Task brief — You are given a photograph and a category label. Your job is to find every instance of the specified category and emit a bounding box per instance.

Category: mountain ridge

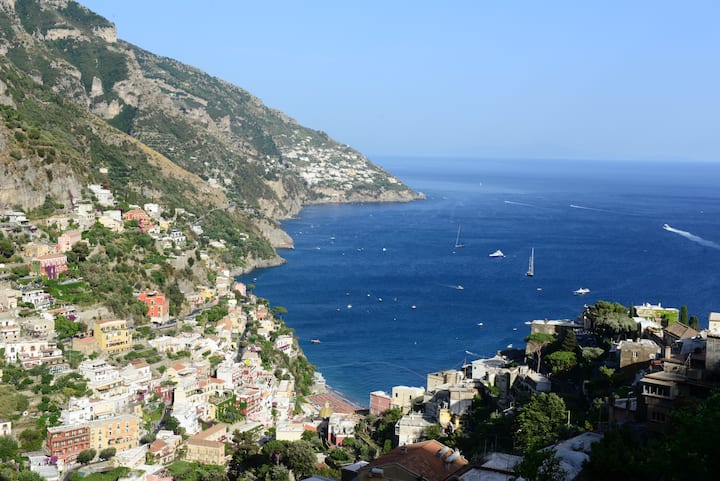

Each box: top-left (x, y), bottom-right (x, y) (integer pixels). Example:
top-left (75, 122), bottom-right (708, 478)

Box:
top-left (0, 0), bottom-right (419, 265)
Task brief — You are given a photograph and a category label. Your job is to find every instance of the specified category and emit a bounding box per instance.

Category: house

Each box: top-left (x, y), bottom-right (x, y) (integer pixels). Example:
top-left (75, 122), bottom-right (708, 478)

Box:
top-left (22, 289), bottom-right (52, 308)
top-left (149, 439), bottom-right (176, 465)
top-left (98, 214), bottom-right (124, 233)
top-left (663, 322), bottom-right (699, 346)
top-left (327, 412), bottom-right (359, 446)
top-left (185, 423), bottom-right (228, 465)
top-left (391, 386), bottom-right (425, 414)
top-left (31, 253), bottom-right (68, 279)
top-left (72, 336), bottom-right (98, 355)
top-left (635, 303), bottom-right (679, 325)
top-left (88, 414), bottom-right (140, 452)
top-left (356, 440), bottom-right (468, 481)
top-left (56, 230), bottom-right (82, 253)
top-left (123, 209), bottom-right (154, 233)
top-left (47, 424), bottom-right (91, 463)
top-left (94, 319), bottom-right (132, 354)
top-left (0, 286), bottom-right (21, 311)
top-left (395, 413), bottom-right (433, 446)
top-left (369, 391), bottom-right (392, 416)
top-left (138, 290), bottom-right (170, 324)
top-left (611, 339), bottom-right (661, 368)
top-left (88, 184), bottom-right (115, 207)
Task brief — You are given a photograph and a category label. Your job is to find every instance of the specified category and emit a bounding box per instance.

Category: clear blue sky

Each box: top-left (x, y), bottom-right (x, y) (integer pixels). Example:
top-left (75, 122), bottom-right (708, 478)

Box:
top-left (79, 1), bottom-right (720, 162)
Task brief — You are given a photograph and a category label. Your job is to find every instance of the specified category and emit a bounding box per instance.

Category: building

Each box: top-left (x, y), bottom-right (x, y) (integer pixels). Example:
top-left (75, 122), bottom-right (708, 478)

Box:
top-left (56, 230), bottom-right (82, 253)
top-left (663, 322), bottom-right (699, 346)
top-left (94, 319), bottom-right (132, 354)
top-left (426, 370), bottom-right (464, 391)
top-left (390, 386), bottom-right (425, 414)
top-left (635, 303), bottom-right (679, 325)
top-left (611, 339), bottom-right (661, 369)
top-left (185, 423), bottom-right (228, 465)
top-left (709, 312), bottom-right (720, 333)
top-left (395, 413), bottom-right (434, 446)
top-left (88, 414), bottom-right (140, 452)
top-left (369, 391), bottom-right (392, 416)
top-left (31, 253), bottom-right (68, 280)
top-left (123, 209), bottom-right (154, 233)
top-left (356, 440), bottom-right (468, 481)
top-left (138, 290), bottom-right (170, 324)
top-left (47, 425), bottom-right (91, 463)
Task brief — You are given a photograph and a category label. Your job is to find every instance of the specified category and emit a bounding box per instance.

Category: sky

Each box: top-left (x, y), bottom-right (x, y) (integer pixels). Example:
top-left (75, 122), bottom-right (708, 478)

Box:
top-left (78, 1), bottom-right (720, 162)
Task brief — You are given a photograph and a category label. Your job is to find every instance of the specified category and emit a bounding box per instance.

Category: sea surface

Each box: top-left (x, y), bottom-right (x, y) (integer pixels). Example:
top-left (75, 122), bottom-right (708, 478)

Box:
top-left (238, 157), bottom-right (720, 405)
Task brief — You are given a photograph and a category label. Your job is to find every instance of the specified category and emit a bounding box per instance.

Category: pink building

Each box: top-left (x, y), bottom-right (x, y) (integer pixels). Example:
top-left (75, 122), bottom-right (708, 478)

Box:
top-left (369, 390), bottom-right (392, 416)
top-left (32, 253), bottom-right (68, 280)
top-left (56, 230), bottom-right (82, 253)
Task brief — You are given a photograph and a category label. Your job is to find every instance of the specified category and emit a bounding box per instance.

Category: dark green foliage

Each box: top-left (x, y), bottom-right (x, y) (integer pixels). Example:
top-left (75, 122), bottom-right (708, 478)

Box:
top-left (0, 436), bottom-right (18, 461)
top-left (47, 38), bottom-right (128, 95)
top-left (689, 315), bottom-right (700, 330)
top-left (584, 301), bottom-right (636, 340)
top-left (515, 449), bottom-right (567, 481)
top-left (54, 315), bottom-right (83, 339)
top-left (514, 393), bottom-right (568, 451)
top-left (107, 105), bottom-right (138, 134)
top-left (680, 305), bottom-right (688, 324)
top-left (284, 440), bottom-right (317, 479)
top-left (99, 448), bottom-right (116, 461)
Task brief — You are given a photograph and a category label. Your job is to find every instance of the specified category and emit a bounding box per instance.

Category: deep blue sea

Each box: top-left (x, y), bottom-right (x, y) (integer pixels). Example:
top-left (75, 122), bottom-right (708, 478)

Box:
top-left (239, 157), bottom-right (720, 405)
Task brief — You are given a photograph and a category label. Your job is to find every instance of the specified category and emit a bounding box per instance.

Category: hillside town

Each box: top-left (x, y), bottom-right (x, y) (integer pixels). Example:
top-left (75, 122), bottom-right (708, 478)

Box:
top-left (1, 184), bottom-right (719, 481)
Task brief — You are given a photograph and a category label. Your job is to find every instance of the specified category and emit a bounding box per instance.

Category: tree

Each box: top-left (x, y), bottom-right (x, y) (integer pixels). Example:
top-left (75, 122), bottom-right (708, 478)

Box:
top-left (680, 305), bottom-right (689, 325)
top-left (560, 330), bottom-right (578, 353)
top-left (525, 333), bottom-right (555, 372)
top-left (262, 440), bottom-right (287, 466)
top-left (515, 448), bottom-right (567, 481)
top-left (0, 436), bottom-right (18, 461)
top-left (689, 315), bottom-right (700, 330)
top-left (99, 448), bottom-right (116, 460)
top-left (0, 238), bottom-right (14, 260)
top-left (514, 393), bottom-right (568, 451)
top-left (585, 301), bottom-right (636, 340)
top-left (284, 440), bottom-right (317, 479)
top-left (77, 448), bottom-right (96, 464)
top-left (54, 315), bottom-right (82, 340)
top-left (545, 350), bottom-right (577, 375)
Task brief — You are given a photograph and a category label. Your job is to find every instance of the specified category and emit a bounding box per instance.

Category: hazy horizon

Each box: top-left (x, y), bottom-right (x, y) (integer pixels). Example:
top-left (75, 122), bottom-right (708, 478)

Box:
top-left (80, 1), bottom-right (720, 163)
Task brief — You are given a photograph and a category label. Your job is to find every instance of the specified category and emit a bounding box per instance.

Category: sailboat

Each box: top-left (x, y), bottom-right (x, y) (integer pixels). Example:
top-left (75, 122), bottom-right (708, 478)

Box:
top-left (454, 225), bottom-right (465, 248)
top-left (526, 248), bottom-right (534, 277)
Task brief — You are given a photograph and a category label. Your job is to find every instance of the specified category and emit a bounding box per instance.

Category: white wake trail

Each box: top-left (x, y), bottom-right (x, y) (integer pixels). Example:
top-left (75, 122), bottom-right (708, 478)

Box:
top-left (504, 200), bottom-right (536, 208)
top-left (663, 224), bottom-right (720, 250)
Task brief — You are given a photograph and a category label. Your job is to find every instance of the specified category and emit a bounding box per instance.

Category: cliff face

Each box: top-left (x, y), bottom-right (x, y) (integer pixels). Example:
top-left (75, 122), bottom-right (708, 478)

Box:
top-left (0, 0), bottom-right (419, 257)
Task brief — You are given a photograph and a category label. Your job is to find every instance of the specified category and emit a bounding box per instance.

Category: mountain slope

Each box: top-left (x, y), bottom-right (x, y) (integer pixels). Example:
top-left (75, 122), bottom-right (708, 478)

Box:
top-left (0, 0), bottom-right (418, 264)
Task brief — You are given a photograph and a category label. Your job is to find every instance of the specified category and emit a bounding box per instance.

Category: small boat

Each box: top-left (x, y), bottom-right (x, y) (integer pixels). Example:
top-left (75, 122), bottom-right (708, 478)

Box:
top-left (526, 248), bottom-right (534, 277)
top-left (477, 322), bottom-right (484, 326)
top-left (506, 343), bottom-right (513, 349)
top-left (411, 305), bottom-right (417, 310)
top-left (489, 250), bottom-right (505, 258)
top-left (524, 321), bottom-right (533, 325)
top-left (573, 288), bottom-right (590, 296)
top-left (456, 285), bottom-right (464, 290)
top-left (347, 304), bottom-right (353, 309)
top-left (455, 225), bottom-right (465, 248)
top-left (310, 339), bottom-right (321, 344)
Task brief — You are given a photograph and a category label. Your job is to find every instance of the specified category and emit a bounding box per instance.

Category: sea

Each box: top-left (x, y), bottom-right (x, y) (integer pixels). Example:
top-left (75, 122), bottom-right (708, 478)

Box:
top-left (238, 157), bottom-right (720, 405)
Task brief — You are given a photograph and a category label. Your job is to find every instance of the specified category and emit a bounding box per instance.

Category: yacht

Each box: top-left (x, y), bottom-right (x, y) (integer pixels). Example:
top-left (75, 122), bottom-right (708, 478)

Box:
top-left (489, 249), bottom-right (505, 258)
top-left (573, 288), bottom-right (590, 296)
top-left (310, 339), bottom-right (321, 344)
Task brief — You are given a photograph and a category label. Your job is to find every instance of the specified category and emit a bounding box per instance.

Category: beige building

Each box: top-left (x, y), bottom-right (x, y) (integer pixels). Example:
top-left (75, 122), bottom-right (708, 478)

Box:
top-left (186, 423), bottom-right (228, 465)
top-left (391, 386), bottom-right (426, 414)
top-left (89, 414), bottom-right (140, 452)
top-left (94, 319), bottom-right (132, 354)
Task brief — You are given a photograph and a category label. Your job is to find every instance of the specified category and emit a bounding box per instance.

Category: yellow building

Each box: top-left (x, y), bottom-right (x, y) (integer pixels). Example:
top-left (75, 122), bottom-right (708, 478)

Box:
top-left (94, 319), bottom-right (132, 354)
top-left (186, 423), bottom-right (228, 465)
top-left (89, 414), bottom-right (140, 452)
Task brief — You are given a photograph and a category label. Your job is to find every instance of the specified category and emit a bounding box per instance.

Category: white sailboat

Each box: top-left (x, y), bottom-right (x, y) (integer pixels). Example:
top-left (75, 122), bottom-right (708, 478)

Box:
top-left (489, 249), bottom-right (505, 258)
top-left (526, 248), bottom-right (534, 277)
top-left (454, 225), bottom-right (465, 248)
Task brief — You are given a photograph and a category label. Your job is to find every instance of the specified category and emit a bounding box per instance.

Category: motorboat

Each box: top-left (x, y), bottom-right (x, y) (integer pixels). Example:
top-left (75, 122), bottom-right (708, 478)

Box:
top-left (573, 288), bottom-right (590, 295)
top-left (489, 249), bottom-right (505, 258)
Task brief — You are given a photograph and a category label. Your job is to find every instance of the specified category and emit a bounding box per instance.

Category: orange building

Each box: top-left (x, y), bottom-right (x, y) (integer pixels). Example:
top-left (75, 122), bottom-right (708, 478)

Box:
top-left (122, 209), bottom-right (154, 233)
top-left (138, 290), bottom-right (170, 323)
top-left (47, 425), bottom-right (91, 463)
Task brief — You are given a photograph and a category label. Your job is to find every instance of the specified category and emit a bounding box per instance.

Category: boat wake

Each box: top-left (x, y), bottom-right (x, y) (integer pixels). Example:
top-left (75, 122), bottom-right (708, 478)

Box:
top-left (504, 200), bottom-right (537, 208)
top-left (569, 204), bottom-right (617, 214)
top-left (663, 224), bottom-right (720, 250)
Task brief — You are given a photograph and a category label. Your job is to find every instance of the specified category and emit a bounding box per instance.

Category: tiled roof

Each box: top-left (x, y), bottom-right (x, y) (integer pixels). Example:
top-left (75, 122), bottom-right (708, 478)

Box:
top-left (665, 322), bottom-right (698, 339)
top-left (362, 440), bottom-right (468, 481)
